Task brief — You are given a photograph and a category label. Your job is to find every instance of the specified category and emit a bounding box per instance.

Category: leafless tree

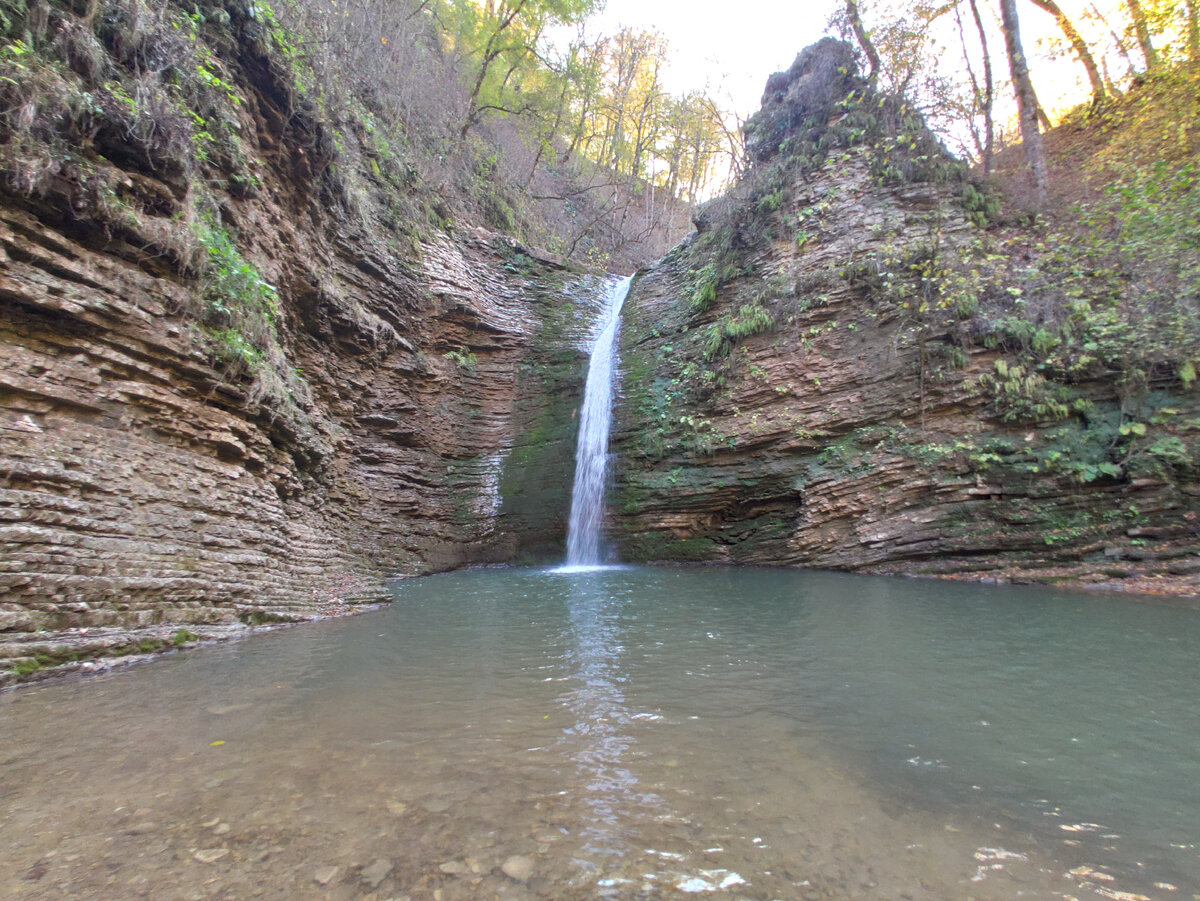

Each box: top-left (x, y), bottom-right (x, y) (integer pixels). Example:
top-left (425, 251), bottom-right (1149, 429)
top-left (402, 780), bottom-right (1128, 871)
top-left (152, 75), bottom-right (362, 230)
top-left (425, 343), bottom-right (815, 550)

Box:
top-left (1025, 0), bottom-right (1106, 104)
top-left (999, 0), bottom-right (1049, 208)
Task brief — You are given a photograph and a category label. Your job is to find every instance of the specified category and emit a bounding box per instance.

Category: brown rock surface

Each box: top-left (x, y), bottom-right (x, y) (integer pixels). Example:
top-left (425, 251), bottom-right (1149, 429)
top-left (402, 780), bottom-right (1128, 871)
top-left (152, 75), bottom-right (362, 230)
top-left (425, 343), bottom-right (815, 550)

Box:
top-left (611, 50), bottom-right (1200, 595)
top-left (0, 0), bottom-right (600, 678)
top-left (0, 204), bottom-right (594, 654)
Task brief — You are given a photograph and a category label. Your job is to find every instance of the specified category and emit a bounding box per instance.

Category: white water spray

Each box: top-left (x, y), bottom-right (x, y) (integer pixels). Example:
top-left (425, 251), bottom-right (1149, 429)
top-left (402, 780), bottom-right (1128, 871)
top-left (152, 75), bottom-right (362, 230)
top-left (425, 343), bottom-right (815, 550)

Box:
top-left (563, 275), bottom-right (632, 568)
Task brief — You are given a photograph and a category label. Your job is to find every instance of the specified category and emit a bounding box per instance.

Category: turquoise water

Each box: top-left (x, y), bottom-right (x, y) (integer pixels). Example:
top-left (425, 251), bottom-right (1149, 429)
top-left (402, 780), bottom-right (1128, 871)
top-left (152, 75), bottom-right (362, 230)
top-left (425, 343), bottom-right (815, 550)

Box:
top-left (1, 567), bottom-right (1197, 899)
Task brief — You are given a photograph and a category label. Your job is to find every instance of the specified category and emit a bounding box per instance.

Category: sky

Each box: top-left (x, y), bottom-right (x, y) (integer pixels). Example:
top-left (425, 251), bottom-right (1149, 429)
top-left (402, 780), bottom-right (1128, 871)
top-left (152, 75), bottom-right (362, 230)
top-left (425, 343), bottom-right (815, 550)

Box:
top-left (578, 0), bottom-right (843, 118)
top-left (570, 0), bottom-right (1101, 128)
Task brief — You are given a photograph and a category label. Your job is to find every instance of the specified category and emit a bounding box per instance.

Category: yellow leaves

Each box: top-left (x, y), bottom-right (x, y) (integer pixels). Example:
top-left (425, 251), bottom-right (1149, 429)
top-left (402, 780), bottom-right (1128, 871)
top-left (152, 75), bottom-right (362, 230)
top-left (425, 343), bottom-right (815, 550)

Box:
top-left (1180, 359), bottom-right (1196, 388)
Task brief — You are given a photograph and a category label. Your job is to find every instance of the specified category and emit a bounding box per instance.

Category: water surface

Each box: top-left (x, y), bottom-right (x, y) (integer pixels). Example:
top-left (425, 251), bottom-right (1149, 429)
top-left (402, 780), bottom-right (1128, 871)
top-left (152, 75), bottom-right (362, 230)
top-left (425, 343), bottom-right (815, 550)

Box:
top-left (1, 567), bottom-right (1197, 900)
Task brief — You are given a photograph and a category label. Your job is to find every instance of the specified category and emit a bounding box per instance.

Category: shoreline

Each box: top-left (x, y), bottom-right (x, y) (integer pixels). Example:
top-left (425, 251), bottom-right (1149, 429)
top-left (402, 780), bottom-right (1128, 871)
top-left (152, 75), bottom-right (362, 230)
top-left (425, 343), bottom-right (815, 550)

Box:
top-left (5, 560), bottom-right (1198, 689)
top-left (0, 600), bottom-right (387, 692)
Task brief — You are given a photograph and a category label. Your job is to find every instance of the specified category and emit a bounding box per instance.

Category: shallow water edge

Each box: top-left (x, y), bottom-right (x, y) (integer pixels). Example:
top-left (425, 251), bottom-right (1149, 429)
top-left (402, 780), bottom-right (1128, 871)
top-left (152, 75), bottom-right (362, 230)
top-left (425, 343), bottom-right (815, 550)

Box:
top-left (3, 564), bottom-right (1196, 900)
top-left (4, 561), bottom-right (1198, 690)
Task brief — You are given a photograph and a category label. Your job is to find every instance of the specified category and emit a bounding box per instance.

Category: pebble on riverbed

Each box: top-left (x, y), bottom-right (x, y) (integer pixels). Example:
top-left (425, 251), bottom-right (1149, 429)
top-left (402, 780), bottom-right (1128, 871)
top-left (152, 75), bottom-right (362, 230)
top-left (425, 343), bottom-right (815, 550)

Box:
top-left (313, 865), bottom-right (338, 886)
top-left (501, 855), bottom-right (535, 881)
top-left (361, 858), bottom-right (394, 889)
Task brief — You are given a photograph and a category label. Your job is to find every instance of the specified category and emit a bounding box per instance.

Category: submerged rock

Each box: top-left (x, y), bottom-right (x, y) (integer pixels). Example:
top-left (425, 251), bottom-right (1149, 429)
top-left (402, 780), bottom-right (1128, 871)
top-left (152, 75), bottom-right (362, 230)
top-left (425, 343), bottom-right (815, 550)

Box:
top-left (501, 855), bottom-right (535, 882)
top-left (361, 858), bottom-right (394, 888)
top-left (313, 865), bottom-right (339, 885)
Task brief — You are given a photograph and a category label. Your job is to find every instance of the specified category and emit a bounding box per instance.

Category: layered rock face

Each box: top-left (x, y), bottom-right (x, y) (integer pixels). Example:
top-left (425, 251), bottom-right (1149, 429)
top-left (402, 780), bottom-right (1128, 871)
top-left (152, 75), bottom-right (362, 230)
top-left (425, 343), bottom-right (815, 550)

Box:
top-left (0, 0), bottom-right (599, 660)
top-left (0, 208), bottom-right (595, 636)
top-left (611, 44), bottom-right (1200, 592)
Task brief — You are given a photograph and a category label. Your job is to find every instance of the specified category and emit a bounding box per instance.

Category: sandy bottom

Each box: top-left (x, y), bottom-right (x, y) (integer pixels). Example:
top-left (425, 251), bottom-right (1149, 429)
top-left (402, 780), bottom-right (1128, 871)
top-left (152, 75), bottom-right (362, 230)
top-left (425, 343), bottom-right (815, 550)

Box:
top-left (0, 653), bottom-right (1145, 900)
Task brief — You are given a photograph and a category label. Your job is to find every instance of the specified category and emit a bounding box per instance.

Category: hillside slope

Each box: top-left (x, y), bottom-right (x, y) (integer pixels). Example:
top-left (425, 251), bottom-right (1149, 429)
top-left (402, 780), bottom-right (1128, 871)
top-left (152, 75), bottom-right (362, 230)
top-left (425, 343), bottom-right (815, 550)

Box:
top-left (611, 41), bottom-right (1200, 594)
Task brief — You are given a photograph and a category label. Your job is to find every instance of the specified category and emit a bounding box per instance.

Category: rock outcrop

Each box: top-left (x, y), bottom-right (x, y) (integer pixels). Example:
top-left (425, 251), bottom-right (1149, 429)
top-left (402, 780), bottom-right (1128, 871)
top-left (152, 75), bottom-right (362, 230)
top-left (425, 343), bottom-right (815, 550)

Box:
top-left (0, 0), bottom-right (601, 678)
top-left (0, 203), bottom-right (598, 643)
top-left (611, 42), bottom-right (1200, 593)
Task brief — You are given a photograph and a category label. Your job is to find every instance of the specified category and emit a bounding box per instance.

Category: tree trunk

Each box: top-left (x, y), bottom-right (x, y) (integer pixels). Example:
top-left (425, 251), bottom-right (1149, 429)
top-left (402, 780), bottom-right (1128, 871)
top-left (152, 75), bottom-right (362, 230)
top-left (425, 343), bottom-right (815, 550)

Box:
top-left (999, 0), bottom-right (1049, 208)
top-left (967, 0), bottom-right (995, 173)
top-left (1088, 2), bottom-right (1137, 75)
top-left (1025, 0), bottom-right (1105, 103)
top-left (1185, 0), bottom-right (1200, 64)
top-left (1123, 0), bottom-right (1159, 69)
top-left (845, 0), bottom-right (883, 79)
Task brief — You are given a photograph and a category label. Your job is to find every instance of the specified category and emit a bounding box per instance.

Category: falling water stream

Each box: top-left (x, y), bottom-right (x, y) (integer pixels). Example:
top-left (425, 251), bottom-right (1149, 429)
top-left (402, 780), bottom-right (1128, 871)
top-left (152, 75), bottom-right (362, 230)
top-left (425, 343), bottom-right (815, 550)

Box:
top-left (563, 275), bottom-right (632, 569)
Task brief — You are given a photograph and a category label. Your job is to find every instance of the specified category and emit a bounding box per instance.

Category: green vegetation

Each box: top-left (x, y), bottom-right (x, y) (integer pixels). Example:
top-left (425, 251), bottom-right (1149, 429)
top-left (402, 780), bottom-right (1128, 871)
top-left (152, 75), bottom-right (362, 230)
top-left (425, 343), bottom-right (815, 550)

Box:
top-left (445, 348), bottom-right (479, 372)
top-left (192, 213), bottom-right (279, 366)
top-left (702, 301), bottom-right (775, 362)
top-left (689, 263), bottom-right (719, 312)
top-left (11, 658), bottom-right (42, 676)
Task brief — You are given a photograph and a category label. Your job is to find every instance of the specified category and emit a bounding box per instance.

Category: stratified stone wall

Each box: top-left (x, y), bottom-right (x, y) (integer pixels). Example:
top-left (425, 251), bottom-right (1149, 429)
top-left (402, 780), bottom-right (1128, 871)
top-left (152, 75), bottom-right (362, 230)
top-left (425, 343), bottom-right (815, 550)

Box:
top-left (0, 203), bottom-right (597, 640)
top-left (611, 104), bottom-right (1200, 592)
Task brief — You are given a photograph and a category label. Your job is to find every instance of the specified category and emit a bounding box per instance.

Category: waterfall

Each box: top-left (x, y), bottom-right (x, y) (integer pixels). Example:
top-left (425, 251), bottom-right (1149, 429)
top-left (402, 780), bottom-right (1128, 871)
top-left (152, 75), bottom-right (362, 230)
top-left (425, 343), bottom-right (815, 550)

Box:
top-left (563, 275), bottom-right (633, 568)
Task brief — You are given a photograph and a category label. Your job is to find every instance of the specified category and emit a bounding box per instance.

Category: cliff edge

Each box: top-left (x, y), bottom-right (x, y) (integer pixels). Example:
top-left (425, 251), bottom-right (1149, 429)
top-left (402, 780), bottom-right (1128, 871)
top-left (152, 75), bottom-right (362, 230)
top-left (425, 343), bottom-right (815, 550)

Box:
top-left (612, 41), bottom-right (1200, 594)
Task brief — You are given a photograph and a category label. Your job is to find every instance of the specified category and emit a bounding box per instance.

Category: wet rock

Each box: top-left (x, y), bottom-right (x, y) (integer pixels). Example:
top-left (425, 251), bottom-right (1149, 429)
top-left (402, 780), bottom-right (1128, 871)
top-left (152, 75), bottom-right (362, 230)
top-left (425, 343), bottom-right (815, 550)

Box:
top-left (439, 860), bottom-right (467, 876)
top-left (313, 865), bottom-right (338, 886)
top-left (501, 855), bottom-right (534, 882)
top-left (193, 848), bottom-right (229, 863)
top-left (361, 858), bottom-right (394, 889)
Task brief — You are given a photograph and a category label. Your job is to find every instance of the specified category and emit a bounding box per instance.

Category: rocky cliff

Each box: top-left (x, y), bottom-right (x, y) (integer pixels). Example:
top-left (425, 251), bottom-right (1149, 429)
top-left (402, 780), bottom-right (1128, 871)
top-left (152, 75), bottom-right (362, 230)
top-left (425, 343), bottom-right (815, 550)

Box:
top-left (611, 41), bottom-right (1200, 593)
top-left (0, 0), bottom-right (601, 679)
top-left (4, 15), bottom-right (1198, 684)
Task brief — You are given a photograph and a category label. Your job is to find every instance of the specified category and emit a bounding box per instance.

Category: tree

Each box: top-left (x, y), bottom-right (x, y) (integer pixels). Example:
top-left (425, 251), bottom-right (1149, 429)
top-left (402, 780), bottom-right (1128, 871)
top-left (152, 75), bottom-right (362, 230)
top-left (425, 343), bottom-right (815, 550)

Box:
top-left (443, 0), bottom-right (599, 138)
top-left (845, 0), bottom-right (884, 79)
top-left (999, 0), bottom-right (1049, 207)
top-left (1183, 0), bottom-right (1199, 62)
top-left (1025, 0), bottom-right (1107, 104)
top-left (953, 0), bottom-right (996, 172)
top-left (1123, 0), bottom-right (1160, 69)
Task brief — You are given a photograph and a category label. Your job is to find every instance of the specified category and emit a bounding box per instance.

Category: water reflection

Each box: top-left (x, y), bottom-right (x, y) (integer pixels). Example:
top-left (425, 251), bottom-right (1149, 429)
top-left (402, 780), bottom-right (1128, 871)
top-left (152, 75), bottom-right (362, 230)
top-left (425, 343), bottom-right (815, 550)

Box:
top-left (556, 571), bottom-right (662, 869)
top-left (3, 567), bottom-right (1197, 899)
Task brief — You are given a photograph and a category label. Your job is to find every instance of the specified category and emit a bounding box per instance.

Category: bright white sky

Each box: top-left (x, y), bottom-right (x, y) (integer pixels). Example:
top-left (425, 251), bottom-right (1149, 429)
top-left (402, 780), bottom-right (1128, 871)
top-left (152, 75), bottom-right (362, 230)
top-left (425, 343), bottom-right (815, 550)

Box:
top-left (580, 0), bottom-right (843, 118)
top-left (574, 0), bottom-right (1099, 126)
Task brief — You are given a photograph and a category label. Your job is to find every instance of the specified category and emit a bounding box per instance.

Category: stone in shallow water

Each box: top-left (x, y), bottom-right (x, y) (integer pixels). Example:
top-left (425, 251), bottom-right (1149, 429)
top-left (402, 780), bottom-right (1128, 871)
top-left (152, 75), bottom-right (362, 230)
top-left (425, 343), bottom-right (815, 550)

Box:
top-left (501, 855), bottom-right (534, 881)
top-left (313, 865), bottom-right (338, 885)
top-left (439, 860), bottom-right (467, 875)
top-left (192, 848), bottom-right (228, 863)
top-left (361, 858), bottom-right (393, 888)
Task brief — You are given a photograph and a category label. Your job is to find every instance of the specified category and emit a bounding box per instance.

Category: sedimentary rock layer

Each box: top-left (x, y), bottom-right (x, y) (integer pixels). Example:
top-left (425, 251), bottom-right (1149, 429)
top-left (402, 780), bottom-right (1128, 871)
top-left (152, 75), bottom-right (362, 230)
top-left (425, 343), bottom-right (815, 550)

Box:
top-left (0, 0), bottom-right (599, 665)
top-left (610, 47), bottom-right (1200, 593)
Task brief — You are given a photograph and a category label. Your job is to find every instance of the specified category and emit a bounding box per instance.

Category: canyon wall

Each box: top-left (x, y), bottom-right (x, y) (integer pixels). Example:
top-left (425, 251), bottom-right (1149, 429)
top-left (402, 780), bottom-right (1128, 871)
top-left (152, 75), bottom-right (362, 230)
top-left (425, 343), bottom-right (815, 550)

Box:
top-left (611, 42), bottom-right (1200, 593)
top-left (0, 0), bottom-right (596, 674)
top-left (4, 11), bottom-right (1198, 684)
top-left (1, 214), bottom-right (590, 635)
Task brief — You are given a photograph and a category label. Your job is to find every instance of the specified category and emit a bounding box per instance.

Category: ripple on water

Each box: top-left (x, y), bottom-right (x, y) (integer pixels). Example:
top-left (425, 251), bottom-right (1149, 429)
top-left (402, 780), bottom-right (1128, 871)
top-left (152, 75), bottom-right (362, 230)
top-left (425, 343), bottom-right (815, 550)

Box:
top-left (1, 566), bottom-right (1198, 899)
